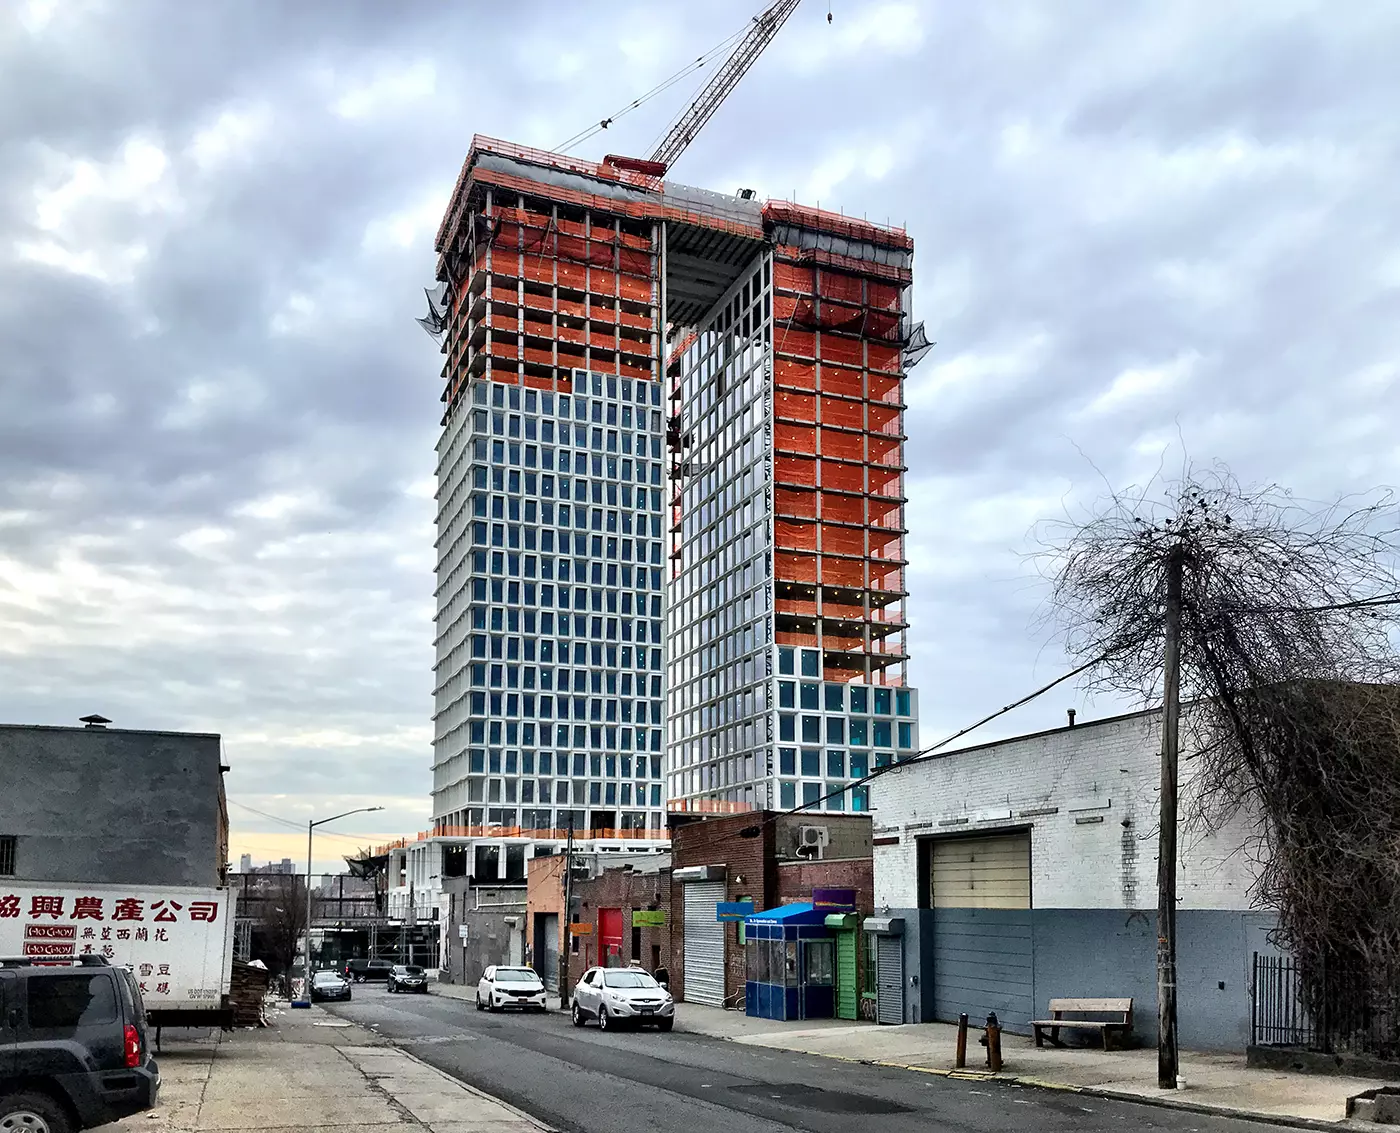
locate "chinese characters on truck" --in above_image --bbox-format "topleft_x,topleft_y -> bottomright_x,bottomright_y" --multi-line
1,891 -> 221,1000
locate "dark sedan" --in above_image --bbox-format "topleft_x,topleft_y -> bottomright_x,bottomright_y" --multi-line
310,970 -> 352,1002
387,964 -> 429,993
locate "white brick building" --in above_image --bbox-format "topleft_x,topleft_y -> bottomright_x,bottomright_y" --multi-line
867,709 -> 1279,1050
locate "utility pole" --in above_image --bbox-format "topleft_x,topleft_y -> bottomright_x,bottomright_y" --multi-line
1157,543 -> 1184,1089
558,817 -> 575,1010
303,820 -> 313,1004
297,806 -> 383,1007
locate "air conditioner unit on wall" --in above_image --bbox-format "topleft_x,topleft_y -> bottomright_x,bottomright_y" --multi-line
797,825 -> 829,859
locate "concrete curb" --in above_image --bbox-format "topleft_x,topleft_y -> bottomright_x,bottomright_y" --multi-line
678,1026 -> 1358,1129
394,1046 -> 558,1132
867,1057 -> 1356,1130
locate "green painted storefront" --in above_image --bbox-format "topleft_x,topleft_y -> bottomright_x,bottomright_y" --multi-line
826,913 -> 859,1021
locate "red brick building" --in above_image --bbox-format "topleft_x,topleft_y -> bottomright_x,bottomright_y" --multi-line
527,852 -> 670,993
666,812 -> 873,1010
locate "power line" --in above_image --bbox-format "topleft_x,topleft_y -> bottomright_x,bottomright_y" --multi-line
753,652 -> 1116,828
226,799 -> 386,848
763,589 -> 1400,827
1226,592 -> 1400,615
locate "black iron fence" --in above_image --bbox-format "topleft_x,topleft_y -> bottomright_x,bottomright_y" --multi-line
1252,952 -> 1400,1058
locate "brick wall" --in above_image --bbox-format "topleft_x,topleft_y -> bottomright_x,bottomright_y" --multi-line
775,858 -> 874,913
667,813 -> 775,1004
567,863 -> 670,987
666,813 -> 875,1006
871,710 -> 1262,912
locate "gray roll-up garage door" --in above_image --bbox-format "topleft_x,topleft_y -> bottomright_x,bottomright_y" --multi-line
876,935 -> 905,1025
683,881 -> 726,1006
931,833 -> 1034,1031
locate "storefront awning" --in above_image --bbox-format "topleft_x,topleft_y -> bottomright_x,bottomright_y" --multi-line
746,902 -> 828,927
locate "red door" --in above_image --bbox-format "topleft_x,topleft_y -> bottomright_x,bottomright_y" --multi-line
599,908 -> 623,967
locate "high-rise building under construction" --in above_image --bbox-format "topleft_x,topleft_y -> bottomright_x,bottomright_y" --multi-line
421,137 -> 920,883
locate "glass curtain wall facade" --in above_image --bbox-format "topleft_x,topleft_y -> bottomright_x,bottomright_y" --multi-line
434,372 -> 668,844
667,218 -> 922,815
667,257 -> 775,810
429,140 -> 673,895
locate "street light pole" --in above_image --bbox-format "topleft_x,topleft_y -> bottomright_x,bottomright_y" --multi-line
296,805 -> 384,1006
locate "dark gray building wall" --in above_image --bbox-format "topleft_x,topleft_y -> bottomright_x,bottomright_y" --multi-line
442,879 -> 527,986
774,813 -> 872,863
888,908 -> 937,1025
0,724 -> 226,888
898,905 -> 1280,1051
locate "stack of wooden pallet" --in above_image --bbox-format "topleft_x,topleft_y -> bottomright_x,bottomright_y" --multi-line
229,959 -> 271,1027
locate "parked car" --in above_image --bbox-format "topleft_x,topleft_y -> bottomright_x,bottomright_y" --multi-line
343,959 -> 394,983
571,967 -> 674,1031
476,966 -> 546,1012
387,965 -> 428,994
310,971 -> 352,1002
0,955 -> 161,1131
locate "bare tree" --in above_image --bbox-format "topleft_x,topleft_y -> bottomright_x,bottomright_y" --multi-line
1040,463 -> 1400,1052
252,875 -> 309,997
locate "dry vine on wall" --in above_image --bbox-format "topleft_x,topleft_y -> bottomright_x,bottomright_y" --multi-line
1040,463 -> 1400,1050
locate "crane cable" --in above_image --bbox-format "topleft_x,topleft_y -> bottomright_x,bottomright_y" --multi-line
644,0 -> 805,162
552,8 -> 765,155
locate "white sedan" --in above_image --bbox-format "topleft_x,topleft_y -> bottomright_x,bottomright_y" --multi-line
476,965 -> 548,1012
571,966 -> 675,1031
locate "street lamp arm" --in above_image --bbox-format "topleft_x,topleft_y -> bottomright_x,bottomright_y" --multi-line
311,805 -> 385,830
298,805 -> 385,1004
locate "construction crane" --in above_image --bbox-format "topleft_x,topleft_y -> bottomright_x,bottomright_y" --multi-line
649,0 -> 803,172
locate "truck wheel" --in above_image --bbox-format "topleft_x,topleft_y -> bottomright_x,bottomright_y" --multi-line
0,1090 -> 75,1133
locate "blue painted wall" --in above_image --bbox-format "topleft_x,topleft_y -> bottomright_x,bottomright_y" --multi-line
885,908 -> 935,1024
932,908 -> 1035,1031
889,905 -> 1278,1051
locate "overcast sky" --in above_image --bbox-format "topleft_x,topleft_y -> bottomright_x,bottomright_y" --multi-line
3,1 -> 1397,871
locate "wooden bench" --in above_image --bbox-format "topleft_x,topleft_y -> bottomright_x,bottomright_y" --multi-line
1032,997 -> 1133,1050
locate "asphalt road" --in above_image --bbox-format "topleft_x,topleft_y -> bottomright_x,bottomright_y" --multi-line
325,985 -> 1288,1133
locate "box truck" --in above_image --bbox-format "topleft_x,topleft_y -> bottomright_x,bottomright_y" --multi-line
0,880 -> 236,1030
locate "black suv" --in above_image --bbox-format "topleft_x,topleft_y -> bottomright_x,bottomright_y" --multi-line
343,959 -> 394,983
1,955 -> 160,1132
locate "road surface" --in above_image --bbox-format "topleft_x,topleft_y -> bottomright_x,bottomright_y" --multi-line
326,984 -> 1287,1133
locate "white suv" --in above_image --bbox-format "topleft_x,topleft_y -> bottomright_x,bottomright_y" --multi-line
476,966 -> 547,1012
571,967 -> 675,1031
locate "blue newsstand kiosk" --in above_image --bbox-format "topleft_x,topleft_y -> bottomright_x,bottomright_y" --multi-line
743,903 -> 836,1021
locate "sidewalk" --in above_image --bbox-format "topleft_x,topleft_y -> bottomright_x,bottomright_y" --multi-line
114,1002 -> 548,1132
676,1004 -> 1384,1128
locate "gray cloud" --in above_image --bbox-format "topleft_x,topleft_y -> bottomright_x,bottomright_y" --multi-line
2,0 -> 1398,865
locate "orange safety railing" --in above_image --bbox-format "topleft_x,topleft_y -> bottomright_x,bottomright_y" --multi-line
666,799 -> 757,815
762,200 -> 913,251
429,825 -> 667,842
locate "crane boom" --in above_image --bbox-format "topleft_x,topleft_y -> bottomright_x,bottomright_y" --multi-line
649,0 -> 803,172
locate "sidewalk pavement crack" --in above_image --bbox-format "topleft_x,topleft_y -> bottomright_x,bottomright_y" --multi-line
334,1046 -> 429,1130
188,1027 -> 222,1129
